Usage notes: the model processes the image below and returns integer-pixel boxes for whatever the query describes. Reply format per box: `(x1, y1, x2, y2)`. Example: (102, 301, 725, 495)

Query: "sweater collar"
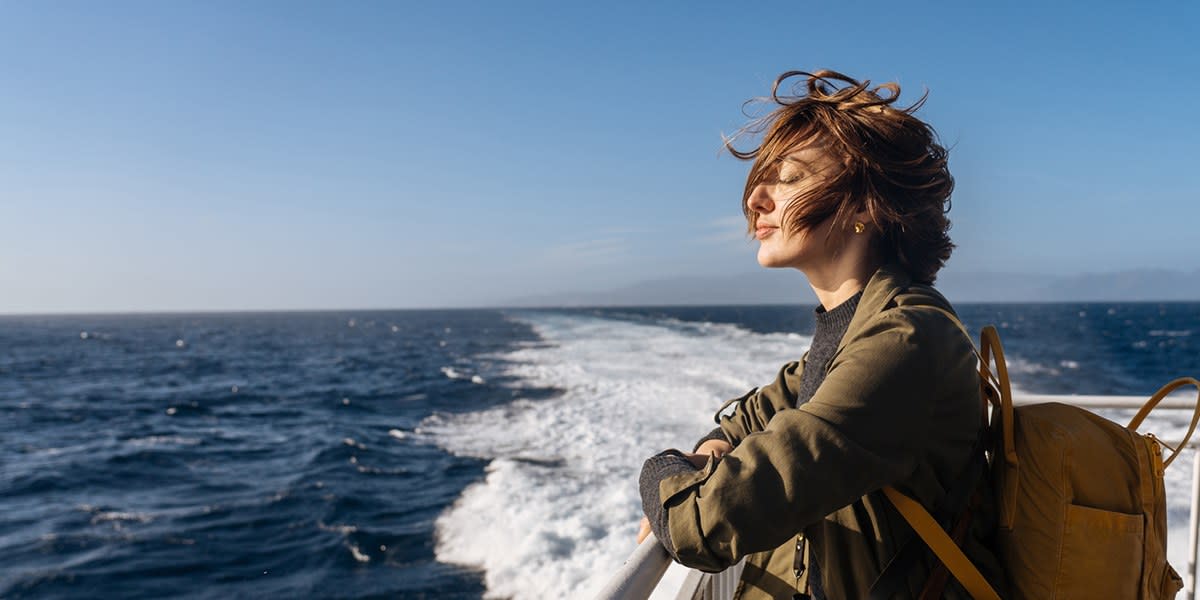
(814, 289, 861, 332)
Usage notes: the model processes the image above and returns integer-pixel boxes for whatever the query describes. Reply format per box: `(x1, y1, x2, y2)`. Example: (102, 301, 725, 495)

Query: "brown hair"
(727, 69, 954, 283)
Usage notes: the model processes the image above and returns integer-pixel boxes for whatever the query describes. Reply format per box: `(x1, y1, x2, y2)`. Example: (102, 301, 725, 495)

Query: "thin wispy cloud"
(695, 215, 751, 245)
(543, 238, 630, 263)
(597, 226, 655, 236)
(709, 215, 747, 229)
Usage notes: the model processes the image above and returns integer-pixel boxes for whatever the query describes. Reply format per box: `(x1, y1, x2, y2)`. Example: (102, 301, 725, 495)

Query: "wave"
(424, 312, 810, 599)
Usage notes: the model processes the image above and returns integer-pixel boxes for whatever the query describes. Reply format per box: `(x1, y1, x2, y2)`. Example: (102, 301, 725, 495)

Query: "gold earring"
(853, 222, 866, 234)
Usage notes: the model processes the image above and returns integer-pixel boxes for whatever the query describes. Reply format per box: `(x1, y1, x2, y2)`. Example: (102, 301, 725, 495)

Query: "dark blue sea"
(2, 304, 1198, 598)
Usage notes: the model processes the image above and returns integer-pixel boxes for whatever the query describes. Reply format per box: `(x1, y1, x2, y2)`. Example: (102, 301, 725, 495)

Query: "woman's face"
(746, 145, 843, 270)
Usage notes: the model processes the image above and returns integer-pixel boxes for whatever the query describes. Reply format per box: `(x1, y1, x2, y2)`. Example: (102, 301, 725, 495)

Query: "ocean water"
(1, 303, 1197, 598)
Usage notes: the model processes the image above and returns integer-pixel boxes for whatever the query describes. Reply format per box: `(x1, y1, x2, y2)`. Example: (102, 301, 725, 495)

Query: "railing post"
(1188, 449, 1200, 597)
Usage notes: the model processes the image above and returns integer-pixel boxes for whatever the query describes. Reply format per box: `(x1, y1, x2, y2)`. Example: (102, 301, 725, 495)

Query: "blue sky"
(2, 2, 1197, 312)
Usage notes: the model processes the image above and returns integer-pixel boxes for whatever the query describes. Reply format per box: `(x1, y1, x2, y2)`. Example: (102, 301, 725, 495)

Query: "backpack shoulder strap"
(869, 443, 986, 599)
(882, 486, 1001, 600)
(1127, 377, 1200, 468)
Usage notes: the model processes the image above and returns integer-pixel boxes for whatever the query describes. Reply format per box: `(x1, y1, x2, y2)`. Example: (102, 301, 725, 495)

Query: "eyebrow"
(780, 150, 838, 177)
(779, 154, 819, 168)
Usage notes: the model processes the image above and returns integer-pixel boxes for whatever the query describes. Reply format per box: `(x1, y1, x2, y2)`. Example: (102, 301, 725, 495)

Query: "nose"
(746, 184, 774, 215)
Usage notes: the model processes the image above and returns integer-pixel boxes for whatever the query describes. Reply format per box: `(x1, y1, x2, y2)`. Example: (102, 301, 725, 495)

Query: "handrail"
(597, 392, 1200, 600)
(1013, 393, 1197, 410)
(594, 533, 672, 600)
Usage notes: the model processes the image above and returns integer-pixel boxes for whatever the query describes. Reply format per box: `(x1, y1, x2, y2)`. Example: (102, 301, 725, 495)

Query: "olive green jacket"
(657, 264, 1004, 599)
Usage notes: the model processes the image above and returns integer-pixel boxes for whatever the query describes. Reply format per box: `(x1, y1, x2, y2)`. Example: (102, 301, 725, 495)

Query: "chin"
(757, 250, 808, 270)
(756, 254, 787, 269)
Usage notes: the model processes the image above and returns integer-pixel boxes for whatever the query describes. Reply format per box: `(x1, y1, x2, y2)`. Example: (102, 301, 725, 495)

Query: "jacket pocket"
(1054, 503, 1144, 599)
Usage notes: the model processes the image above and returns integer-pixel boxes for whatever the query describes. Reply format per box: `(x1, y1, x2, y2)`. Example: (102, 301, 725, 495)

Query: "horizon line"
(4, 297, 1200, 318)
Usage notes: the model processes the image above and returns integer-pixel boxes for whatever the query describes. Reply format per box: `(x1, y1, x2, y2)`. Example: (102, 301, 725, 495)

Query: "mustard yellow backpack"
(884, 325, 1198, 599)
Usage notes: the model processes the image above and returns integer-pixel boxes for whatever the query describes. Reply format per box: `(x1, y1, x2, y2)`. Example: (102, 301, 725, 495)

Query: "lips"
(755, 225, 778, 239)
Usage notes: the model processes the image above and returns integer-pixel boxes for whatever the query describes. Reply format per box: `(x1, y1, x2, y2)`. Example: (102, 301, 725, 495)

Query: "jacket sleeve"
(655, 311, 945, 572)
(713, 358, 806, 446)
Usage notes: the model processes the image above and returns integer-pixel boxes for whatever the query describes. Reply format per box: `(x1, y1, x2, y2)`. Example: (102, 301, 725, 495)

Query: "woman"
(637, 70, 1004, 599)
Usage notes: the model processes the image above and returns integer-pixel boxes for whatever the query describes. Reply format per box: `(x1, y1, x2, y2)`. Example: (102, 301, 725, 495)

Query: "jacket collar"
(838, 262, 912, 351)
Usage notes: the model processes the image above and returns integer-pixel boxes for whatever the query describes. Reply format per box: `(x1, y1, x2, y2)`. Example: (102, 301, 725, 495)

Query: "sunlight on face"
(746, 145, 843, 270)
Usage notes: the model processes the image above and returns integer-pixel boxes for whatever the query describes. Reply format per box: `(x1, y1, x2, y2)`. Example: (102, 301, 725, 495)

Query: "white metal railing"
(594, 533, 672, 600)
(598, 392, 1200, 600)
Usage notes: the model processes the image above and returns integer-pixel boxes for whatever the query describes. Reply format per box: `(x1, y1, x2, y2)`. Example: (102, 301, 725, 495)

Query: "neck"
(809, 272, 871, 310)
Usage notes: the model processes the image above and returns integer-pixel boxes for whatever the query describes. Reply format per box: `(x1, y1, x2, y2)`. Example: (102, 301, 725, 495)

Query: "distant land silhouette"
(505, 267, 1200, 307)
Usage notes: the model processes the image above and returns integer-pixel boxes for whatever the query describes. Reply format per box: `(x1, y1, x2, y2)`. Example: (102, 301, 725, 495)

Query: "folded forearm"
(638, 450, 698, 560)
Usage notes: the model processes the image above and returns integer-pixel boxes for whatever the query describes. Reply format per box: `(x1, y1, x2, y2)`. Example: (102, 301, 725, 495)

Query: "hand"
(683, 452, 711, 469)
(695, 438, 733, 459)
(683, 438, 733, 470)
(637, 441, 733, 545)
(637, 516, 652, 544)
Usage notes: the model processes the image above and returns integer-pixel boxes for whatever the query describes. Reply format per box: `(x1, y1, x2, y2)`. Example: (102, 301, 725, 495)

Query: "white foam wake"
(423, 312, 807, 599)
